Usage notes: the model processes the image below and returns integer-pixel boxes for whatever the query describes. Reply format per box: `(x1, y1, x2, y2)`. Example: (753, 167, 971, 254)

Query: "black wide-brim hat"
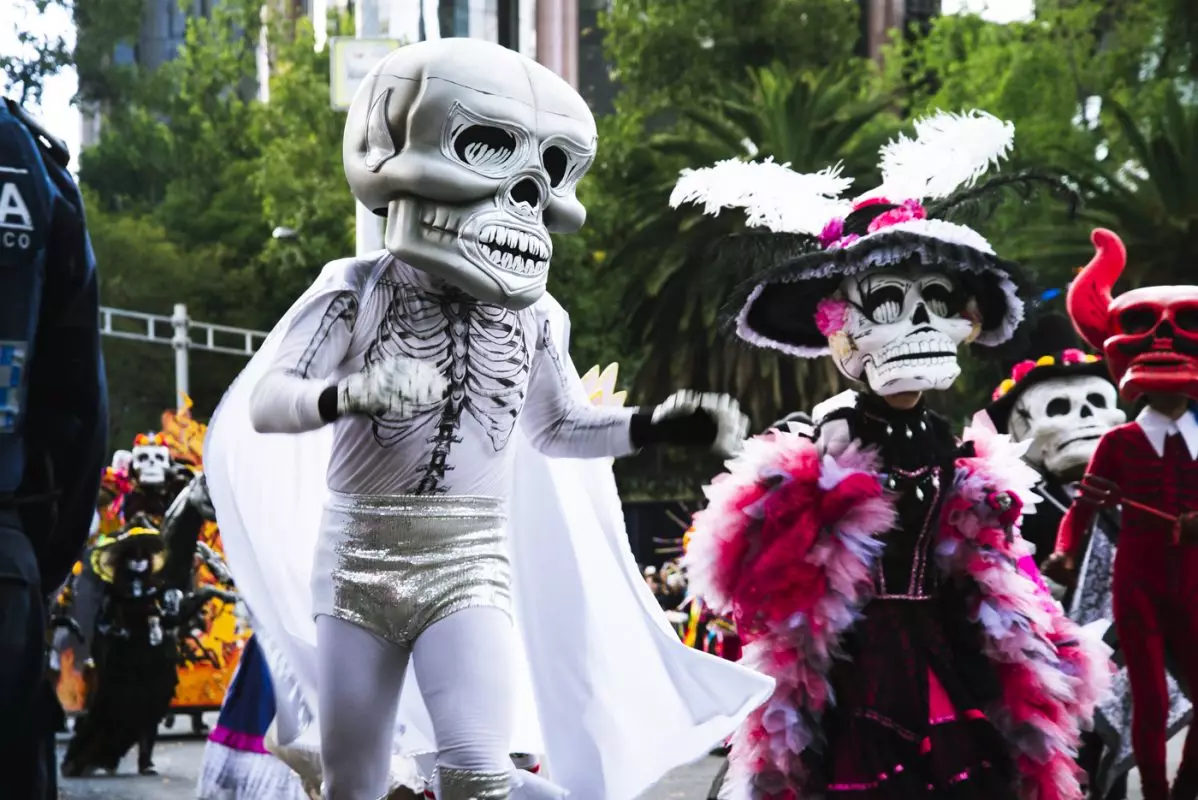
(724, 222, 1028, 358)
(91, 527, 168, 584)
(985, 356, 1111, 434)
(983, 312, 1113, 433)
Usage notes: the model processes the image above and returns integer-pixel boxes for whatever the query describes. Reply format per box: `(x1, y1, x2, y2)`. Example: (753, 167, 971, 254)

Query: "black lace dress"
(807, 394, 1018, 798)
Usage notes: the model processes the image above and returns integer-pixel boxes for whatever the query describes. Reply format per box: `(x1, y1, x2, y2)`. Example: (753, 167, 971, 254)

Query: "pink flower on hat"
(1062, 348, 1087, 364)
(814, 297, 849, 336)
(1010, 360, 1037, 383)
(818, 217, 845, 249)
(867, 199, 928, 234)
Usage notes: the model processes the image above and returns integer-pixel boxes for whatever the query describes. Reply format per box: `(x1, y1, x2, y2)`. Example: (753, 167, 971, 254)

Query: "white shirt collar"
(1136, 405, 1198, 459)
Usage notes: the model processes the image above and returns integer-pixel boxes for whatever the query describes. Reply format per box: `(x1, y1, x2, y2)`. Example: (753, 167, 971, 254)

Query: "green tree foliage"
(578, 0, 885, 497)
(599, 0, 864, 112)
(1035, 88, 1198, 289)
(605, 65, 897, 427)
(76, 2, 354, 445)
(1, 0, 73, 105)
(884, 0, 1198, 412)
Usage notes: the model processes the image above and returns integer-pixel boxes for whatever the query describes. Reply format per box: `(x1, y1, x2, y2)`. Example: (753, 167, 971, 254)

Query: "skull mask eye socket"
(1176, 305, 1198, 333)
(442, 102, 529, 179)
(1118, 306, 1158, 335)
(540, 136, 595, 195)
(1086, 392, 1108, 408)
(919, 279, 964, 319)
(452, 124, 518, 171)
(543, 145, 568, 187)
(1046, 397, 1071, 416)
(861, 283, 906, 324)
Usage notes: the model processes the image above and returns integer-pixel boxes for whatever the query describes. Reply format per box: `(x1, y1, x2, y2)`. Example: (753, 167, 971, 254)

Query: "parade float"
(54, 398, 249, 718)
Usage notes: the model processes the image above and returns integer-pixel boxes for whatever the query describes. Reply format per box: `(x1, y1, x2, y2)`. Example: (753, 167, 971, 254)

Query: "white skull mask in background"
(343, 39, 597, 310)
(832, 269, 977, 395)
(1008, 376, 1125, 478)
(111, 450, 134, 473)
(131, 445, 171, 486)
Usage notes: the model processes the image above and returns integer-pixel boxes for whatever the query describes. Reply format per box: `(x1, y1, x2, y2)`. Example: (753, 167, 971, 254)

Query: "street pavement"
(54, 713, 724, 799)
(55, 714, 1184, 799)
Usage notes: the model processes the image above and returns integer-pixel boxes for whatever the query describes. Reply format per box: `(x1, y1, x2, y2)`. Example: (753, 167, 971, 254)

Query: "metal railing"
(100, 304, 268, 408)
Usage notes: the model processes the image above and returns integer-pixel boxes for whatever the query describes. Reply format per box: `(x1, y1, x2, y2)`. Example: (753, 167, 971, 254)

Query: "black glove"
(630, 409, 718, 448)
(630, 391, 749, 457)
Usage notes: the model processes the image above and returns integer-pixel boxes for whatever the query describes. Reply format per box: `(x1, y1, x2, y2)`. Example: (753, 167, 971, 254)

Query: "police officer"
(0, 97, 108, 798)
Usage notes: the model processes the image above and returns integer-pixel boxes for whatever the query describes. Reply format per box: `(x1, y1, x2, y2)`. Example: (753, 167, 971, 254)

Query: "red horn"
(1066, 228, 1125, 350)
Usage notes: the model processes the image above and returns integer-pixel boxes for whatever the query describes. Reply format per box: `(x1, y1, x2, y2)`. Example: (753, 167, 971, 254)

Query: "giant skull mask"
(131, 445, 171, 486)
(343, 39, 597, 310)
(1069, 229, 1198, 402)
(832, 269, 977, 395)
(1007, 376, 1125, 478)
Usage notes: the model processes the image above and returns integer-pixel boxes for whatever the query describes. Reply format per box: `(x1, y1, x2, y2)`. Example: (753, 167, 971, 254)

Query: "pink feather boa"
(684, 417, 1111, 800)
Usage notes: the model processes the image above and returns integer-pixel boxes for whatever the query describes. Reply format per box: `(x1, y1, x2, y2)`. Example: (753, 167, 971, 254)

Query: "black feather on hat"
(984, 312, 1112, 434)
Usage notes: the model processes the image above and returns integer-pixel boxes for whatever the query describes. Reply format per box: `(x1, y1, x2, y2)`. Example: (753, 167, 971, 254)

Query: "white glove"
(336, 355, 447, 418)
(653, 390, 750, 459)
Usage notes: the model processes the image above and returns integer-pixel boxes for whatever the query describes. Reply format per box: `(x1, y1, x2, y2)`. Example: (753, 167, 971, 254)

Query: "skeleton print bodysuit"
(250, 254, 638, 497)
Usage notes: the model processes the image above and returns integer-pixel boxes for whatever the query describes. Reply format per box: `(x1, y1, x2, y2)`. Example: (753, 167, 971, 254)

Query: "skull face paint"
(343, 39, 597, 310)
(1008, 376, 1126, 477)
(831, 269, 977, 395)
(131, 445, 171, 486)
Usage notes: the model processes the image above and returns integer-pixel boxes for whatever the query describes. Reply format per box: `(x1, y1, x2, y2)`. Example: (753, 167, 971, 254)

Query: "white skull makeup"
(343, 39, 597, 310)
(131, 445, 171, 486)
(1007, 376, 1125, 477)
(832, 269, 977, 395)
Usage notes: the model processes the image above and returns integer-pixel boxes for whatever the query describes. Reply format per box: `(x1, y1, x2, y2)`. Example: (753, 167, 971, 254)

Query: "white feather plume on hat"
(861, 109, 1015, 203)
(670, 109, 1015, 234)
(669, 157, 853, 235)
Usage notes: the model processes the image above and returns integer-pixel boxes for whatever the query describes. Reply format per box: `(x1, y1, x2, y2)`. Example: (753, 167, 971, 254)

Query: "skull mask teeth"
(832, 270, 977, 395)
(343, 40, 597, 310)
(132, 445, 171, 486)
(1009, 376, 1125, 476)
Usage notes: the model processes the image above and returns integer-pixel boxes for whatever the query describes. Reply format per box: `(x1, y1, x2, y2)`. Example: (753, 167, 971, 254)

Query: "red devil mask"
(1067, 228, 1198, 403)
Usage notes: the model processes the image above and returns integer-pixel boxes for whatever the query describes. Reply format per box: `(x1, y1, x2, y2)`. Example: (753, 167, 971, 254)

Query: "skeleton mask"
(1007, 376, 1125, 477)
(831, 269, 977, 395)
(131, 445, 171, 486)
(1069, 229, 1198, 402)
(343, 39, 597, 310)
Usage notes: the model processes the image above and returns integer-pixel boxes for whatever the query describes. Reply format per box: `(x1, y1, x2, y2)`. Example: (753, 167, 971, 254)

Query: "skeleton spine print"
(365, 279, 531, 494)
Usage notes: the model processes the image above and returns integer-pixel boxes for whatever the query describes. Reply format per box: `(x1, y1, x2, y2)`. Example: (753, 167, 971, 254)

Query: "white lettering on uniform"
(0, 181, 34, 232)
(1, 231, 30, 249)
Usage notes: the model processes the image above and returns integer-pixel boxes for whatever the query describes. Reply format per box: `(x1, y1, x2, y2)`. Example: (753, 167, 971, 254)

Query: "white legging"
(317, 606, 520, 800)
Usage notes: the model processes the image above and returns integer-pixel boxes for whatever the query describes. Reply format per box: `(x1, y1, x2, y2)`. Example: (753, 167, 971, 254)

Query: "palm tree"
(601, 63, 899, 428)
(1029, 86, 1198, 291)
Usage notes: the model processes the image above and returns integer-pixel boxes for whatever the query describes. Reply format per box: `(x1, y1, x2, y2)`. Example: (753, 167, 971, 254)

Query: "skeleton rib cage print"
(360, 280, 532, 495)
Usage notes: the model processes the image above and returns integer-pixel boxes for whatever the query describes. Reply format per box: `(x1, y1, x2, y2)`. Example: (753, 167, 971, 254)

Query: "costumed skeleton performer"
(676, 110, 1109, 799)
(986, 313, 1192, 800)
(1045, 229, 1198, 800)
(205, 38, 774, 800)
(60, 526, 183, 777)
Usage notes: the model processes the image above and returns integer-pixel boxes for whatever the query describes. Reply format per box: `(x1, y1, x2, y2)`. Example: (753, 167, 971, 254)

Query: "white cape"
(204, 258, 773, 799)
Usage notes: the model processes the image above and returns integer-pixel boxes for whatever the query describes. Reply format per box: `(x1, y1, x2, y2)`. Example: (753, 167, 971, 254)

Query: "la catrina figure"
(1045, 230, 1198, 800)
(61, 527, 182, 777)
(677, 111, 1110, 800)
(986, 312, 1194, 799)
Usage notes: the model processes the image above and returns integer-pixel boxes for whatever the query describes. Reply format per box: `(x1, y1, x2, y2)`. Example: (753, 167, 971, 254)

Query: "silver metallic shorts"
(311, 493, 511, 649)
